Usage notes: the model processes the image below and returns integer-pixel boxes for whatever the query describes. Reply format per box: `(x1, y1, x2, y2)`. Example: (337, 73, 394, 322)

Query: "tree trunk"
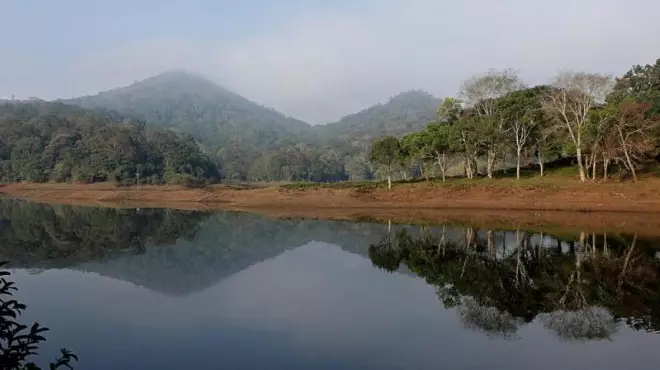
(464, 155, 473, 179)
(437, 153, 447, 182)
(576, 147, 587, 182)
(538, 147, 545, 177)
(603, 156, 610, 180)
(487, 150, 496, 179)
(619, 129, 638, 182)
(387, 166, 392, 190)
(591, 153, 597, 180)
(516, 148, 522, 180)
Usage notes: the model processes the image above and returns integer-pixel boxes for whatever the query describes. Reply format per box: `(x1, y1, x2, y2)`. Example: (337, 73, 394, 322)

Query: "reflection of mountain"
(79, 213, 404, 295)
(0, 198, 404, 295)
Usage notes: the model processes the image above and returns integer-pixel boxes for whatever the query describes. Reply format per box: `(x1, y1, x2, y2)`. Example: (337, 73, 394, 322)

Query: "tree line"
(370, 59, 660, 187)
(0, 101, 219, 185)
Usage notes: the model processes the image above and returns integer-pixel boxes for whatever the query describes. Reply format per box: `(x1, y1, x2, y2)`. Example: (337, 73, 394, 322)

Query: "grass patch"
(277, 163, 645, 192)
(280, 181, 386, 191)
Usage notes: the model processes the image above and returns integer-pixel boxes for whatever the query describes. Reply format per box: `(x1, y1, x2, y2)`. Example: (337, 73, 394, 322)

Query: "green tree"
(609, 58, 660, 116)
(369, 136, 402, 189)
(496, 86, 552, 179)
(419, 124, 455, 182)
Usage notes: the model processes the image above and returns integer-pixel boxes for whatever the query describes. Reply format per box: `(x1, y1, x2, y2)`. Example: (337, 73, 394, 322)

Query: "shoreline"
(3, 181, 660, 236)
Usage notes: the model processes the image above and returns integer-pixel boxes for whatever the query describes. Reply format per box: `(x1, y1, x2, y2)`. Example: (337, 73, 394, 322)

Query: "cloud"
(6, 0, 660, 124)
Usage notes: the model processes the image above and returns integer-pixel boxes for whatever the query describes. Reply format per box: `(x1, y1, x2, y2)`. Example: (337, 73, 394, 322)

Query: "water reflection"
(2, 198, 660, 369)
(368, 226, 660, 340)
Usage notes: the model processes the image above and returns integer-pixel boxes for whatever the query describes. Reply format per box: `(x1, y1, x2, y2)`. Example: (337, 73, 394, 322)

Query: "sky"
(2, 0, 660, 124)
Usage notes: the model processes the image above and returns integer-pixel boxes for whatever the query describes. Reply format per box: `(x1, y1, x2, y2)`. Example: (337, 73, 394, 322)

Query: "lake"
(1, 197, 660, 370)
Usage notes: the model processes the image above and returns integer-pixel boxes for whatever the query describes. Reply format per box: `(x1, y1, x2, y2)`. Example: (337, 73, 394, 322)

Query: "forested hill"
(63, 71, 312, 150)
(0, 101, 218, 184)
(59, 72, 441, 181)
(315, 90, 441, 143)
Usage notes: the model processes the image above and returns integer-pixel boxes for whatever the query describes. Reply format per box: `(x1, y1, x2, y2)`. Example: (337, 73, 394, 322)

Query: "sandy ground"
(2, 181, 660, 235)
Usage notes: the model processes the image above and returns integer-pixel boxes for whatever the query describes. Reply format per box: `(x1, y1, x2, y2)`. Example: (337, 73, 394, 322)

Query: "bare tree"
(606, 102, 659, 182)
(507, 114, 536, 180)
(459, 69, 525, 178)
(544, 71, 614, 182)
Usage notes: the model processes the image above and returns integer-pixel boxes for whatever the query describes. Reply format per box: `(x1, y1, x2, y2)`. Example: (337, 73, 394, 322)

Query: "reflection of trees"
(0, 198, 209, 268)
(458, 297, 523, 340)
(540, 308, 618, 342)
(368, 227, 660, 341)
(368, 221, 403, 273)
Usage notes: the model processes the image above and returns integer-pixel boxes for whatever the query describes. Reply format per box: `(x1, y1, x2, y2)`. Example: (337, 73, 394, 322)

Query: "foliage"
(0, 262, 77, 369)
(0, 101, 218, 184)
(609, 59, 660, 116)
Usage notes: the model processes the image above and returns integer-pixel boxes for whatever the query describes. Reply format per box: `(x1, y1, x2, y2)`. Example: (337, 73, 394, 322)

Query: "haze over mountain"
(61, 71, 440, 180)
(316, 90, 441, 144)
(64, 71, 311, 150)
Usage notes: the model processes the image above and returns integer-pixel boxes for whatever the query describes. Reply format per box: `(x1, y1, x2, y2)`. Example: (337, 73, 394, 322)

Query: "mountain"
(315, 90, 441, 145)
(60, 72, 441, 181)
(63, 71, 311, 154)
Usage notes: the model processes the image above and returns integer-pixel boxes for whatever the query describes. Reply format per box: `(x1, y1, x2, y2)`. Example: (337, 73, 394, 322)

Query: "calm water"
(1, 198, 660, 369)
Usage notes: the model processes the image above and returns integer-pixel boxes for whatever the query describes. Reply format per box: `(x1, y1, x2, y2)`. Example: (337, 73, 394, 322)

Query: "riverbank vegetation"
(370, 60, 660, 187)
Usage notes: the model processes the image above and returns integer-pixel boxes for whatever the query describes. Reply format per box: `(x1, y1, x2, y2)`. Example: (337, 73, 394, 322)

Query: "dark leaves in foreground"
(0, 262, 77, 370)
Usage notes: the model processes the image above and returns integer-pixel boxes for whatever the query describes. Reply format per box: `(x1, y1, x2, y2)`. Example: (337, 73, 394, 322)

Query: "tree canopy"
(0, 101, 218, 184)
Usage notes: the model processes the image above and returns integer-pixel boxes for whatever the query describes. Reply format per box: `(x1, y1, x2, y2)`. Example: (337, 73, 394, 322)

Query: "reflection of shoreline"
(3, 198, 660, 238)
(369, 228, 660, 340)
(4, 181, 660, 236)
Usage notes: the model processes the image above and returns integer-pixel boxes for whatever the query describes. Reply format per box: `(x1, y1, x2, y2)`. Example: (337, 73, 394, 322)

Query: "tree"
(496, 86, 551, 179)
(454, 117, 485, 179)
(423, 124, 455, 182)
(436, 97, 464, 123)
(369, 136, 402, 189)
(544, 71, 614, 182)
(459, 69, 525, 178)
(605, 101, 659, 182)
(609, 58, 660, 116)
(401, 132, 431, 180)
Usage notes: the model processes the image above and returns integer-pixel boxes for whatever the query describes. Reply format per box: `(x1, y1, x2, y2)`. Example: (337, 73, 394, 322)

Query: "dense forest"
(370, 59, 660, 186)
(3, 60, 659, 185)
(0, 101, 218, 184)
